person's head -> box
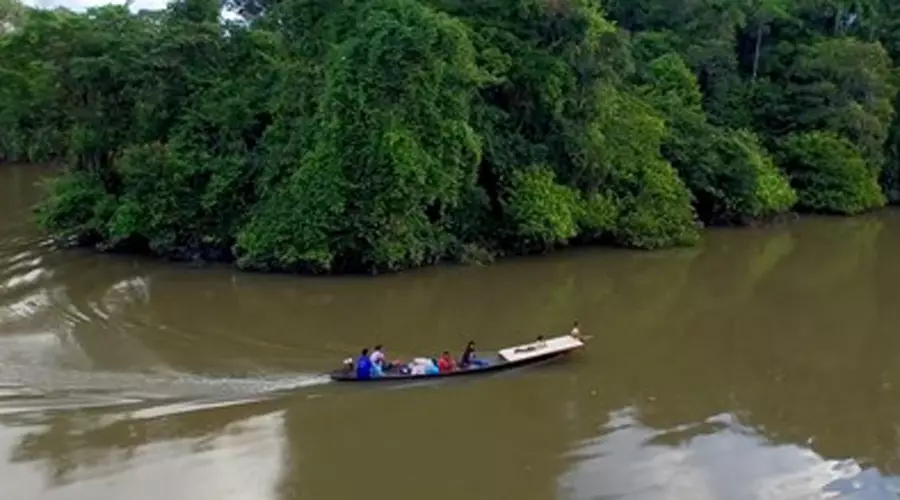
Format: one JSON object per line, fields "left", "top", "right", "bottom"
{"left": 466, "top": 340, "right": 475, "bottom": 350}
{"left": 374, "top": 344, "right": 383, "bottom": 351}
{"left": 442, "top": 350, "right": 451, "bottom": 358}
{"left": 536, "top": 335, "right": 544, "bottom": 341}
{"left": 573, "top": 320, "right": 579, "bottom": 327}
{"left": 361, "top": 348, "right": 369, "bottom": 356}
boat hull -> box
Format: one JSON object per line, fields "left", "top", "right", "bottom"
{"left": 329, "top": 335, "right": 585, "bottom": 383}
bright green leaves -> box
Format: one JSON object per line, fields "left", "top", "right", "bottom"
{"left": 503, "top": 165, "right": 580, "bottom": 251}
{"left": 636, "top": 51, "right": 796, "bottom": 224}
{"left": 611, "top": 158, "right": 698, "bottom": 249}
{"left": 236, "top": 0, "right": 482, "bottom": 273}
{"left": 709, "top": 129, "right": 796, "bottom": 219}
{"left": 106, "top": 143, "right": 198, "bottom": 254}
{"left": 583, "top": 84, "right": 699, "bottom": 248}
{"left": 34, "top": 168, "right": 113, "bottom": 244}
{"left": 639, "top": 53, "right": 704, "bottom": 114}
{"left": 730, "top": 130, "right": 797, "bottom": 217}
{"left": 235, "top": 147, "right": 348, "bottom": 273}
{"left": 781, "top": 131, "right": 885, "bottom": 214}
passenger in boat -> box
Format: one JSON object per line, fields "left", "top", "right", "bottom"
{"left": 370, "top": 344, "right": 395, "bottom": 371}
{"left": 570, "top": 321, "right": 583, "bottom": 340}
{"left": 459, "top": 341, "right": 488, "bottom": 369}
{"left": 370, "top": 344, "right": 384, "bottom": 366}
{"left": 356, "top": 348, "right": 373, "bottom": 380}
{"left": 459, "top": 341, "right": 475, "bottom": 368}
{"left": 437, "top": 351, "right": 457, "bottom": 373}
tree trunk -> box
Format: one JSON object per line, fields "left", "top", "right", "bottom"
{"left": 752, "top": 23, "right": 763, "bottom": 82}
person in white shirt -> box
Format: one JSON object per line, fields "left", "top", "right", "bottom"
{"left": 570, "top": 321, "right": 583, "bottom": 340}
{"left": 370, "top": 344, "right": 384, "bottom": 364}
{"left": 370, "top": 344, "right": 396, "bottom": 371}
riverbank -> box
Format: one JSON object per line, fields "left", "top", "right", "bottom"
{"left": 5, "top": 0, "right": 900, "bottom": 275}
{"left": 24, "top": 161, "right": 896, "bottom": 277}
{"left": 35, "top": 185, "right": 898, "bottom": 278}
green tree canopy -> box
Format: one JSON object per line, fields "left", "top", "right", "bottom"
{"left": 1, "top": 0, "right": 898, "bottom": 274}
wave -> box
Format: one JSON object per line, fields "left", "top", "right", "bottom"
{"left": 0, "top": 367, "right": 332, "bottom": 416}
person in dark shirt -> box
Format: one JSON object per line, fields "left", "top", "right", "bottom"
{"left": 460, "top": 341, "right": 476, "bottom": 368}
{"left": 459, "top": 340, "right": 488, "bottom": 368}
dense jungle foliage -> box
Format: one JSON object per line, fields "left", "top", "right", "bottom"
{"left": 1, "top": 0, "right": 899, "bottom": 273}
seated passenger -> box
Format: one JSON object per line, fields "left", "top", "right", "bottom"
{"left": 370, "top": 344, "right": 384, "bottom": 366}
{"left": 459, "top": 341, "right": 488, "bottom": 369}
{"left": 437, "top": 351, "right": 456, "bottom": 373}
{"left": 370, "top": 343, "right": 395, "bottom": 371}
{"left": 356, "top": 348, "right": 373, "bottom": 380}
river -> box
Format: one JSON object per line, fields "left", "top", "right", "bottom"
{"left": 2, "top": 163, "right": 900, "bottom": 499}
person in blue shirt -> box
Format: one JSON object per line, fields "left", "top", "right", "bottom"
{"left": 356, "top": 348, "right": 373, "bottom": 379}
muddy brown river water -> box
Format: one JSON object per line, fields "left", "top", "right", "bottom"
{"left": 2, "top": 163, "right": 900, "bottom": 499}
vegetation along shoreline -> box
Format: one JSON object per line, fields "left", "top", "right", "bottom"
{"left": 2, "top": 0, "right": 899, "bottom": 275}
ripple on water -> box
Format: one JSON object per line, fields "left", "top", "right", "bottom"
{"left": 0, "top": 240, "right": 57, "bottom": 330}
{"left": 0, "top": 290, "right": 54, "bottom": 325}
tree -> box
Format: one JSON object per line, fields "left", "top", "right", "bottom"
{"left": 743, "top": 0, "right": 792, "bottom": 82}
{"left": 780, "top": 131, "right": 885, "bottom": 214}
{"left": 9, "top": 0, "right": 900, "bottom": 276}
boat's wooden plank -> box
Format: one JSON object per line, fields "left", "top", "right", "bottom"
{"left": 497, "top": 335, "right": 583, "bottom": 362}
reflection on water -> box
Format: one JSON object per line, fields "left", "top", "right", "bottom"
{"left": 1, "top": 406, "right": 287, "bottom": 500}
{"left": 2, "top": 164, "right": 900, "bottom": 499}
{"left": 561, "top": 408, "right": 898, "bottom": 500}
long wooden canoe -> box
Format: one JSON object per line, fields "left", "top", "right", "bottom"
{"left": 329, "top": 334, "right": 586, "bottom": 383}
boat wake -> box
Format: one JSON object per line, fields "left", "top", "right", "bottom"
{"left": 0, "top": 367, "right": 332, "bottom": 417}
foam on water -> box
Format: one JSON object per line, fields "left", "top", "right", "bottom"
{"left": 0, "top": 362, "right": 332, "bottom": 416}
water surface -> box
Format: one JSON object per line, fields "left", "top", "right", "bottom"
{"left": 2, "top": 164, "right": 900, "bottom": 499}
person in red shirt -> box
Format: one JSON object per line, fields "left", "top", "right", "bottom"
{"left": 437, "top": 351, "right": 456, "bottom": 373}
